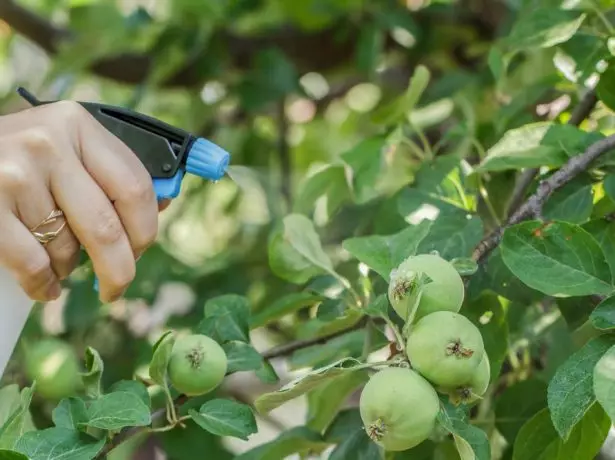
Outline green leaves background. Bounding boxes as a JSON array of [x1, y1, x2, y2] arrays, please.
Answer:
[[2, 0, 615, 459]]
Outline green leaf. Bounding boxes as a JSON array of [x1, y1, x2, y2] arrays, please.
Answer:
[[81, 347, 104, 399], [468, 247, 543, 305], [512, 404, 609, 460], [594, 344, 615, 422], [293, 164, 352, 218], [52, 398, 88, 430], [547, 335, 615, 440], [414, 213, 484, 260], [306, 370, 369, 432], [603, 174, 615, 201], [201, 294, 251, 343], [268, 220, 325, 284], [0, 386, 35, 450], [412, 152, 461, 193], [495, 379, 548, 445], [188, 399, 257, 441], [0, 450, 27, 460], [342, 220, 431, 281], [250, 292, 325, 328], [14, 427, 105, 460], [371, 65, 431, 125], [324, 407, 363, 442], [63, 274, 101, 331], [597, 62, 615, 113], [157, 418, 234, 459], [556, 33, 610, 83], [437, 400, 490, 460], [284, 213, 333, 271], [590, 295, 615, 330], [0, 386, 21, 429], [329, 429, 383, 460], [268, 213, 343, 285], [234, 426, 329, 460], [254, 358, 367, 414], [109, 380, 151, 409], [475, 123, 602, 173], [542, 175, 593, 224], [355, 22, 384, 76], [237, 48, 299, 111], [340, 136, 390, 205], [363, 294, 389, 318], [460, 291, 509, 381], [582, 218, 615, 283], [255, 360, 280, 385], [500, 221, 614, 297], [222, 341, 263, 374], [81, 391, 151, 431], [502, 8, 586, 55], [148, 331, 175, 387]]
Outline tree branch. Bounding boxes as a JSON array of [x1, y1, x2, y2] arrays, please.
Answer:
[[262, 316, 374, 359], [473, 133, 615, 263], [506, 89, 598, 216], [95, 316, 378, 457], [0, 0, 374, 88]]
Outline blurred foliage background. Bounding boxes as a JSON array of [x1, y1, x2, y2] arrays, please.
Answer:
[[2, 0, 615, 458]]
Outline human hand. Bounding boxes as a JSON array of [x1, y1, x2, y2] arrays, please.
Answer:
[[0, 101, 168, 303]]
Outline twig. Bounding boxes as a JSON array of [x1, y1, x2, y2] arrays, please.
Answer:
[[473, 133, 615, 263], [506, 89, 598, 216], [94, 316, 379, 457], [262, 316, 374, 359], [96, 394, 188, 458], [0, 0, 393, 88]]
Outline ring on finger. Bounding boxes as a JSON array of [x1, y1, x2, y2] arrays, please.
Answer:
[[29, 209, 67, 246]]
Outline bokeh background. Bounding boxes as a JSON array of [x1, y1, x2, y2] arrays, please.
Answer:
[[2, 0, 615, 459]]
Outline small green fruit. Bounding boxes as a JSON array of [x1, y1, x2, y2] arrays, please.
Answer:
[[442, 352, 491, 406], [24, 338, 81, 400], [388, 254, 464, 323], [360, 367, 439, 451], [167, 334, 227, 396], [406, 311, 484, 388]]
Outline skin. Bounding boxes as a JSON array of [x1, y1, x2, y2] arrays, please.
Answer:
[[0, 102, 171, 303]]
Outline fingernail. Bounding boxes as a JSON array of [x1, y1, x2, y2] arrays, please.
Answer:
[[105, 289, 126, 304], [47, 283, 61, 300]]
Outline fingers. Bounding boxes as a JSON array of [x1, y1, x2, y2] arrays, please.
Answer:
[[0, 210, 61, 302], [14, 170, 80, 281], [75, 116, 159, 259], [50, 159, 136, 303], [158, 199, 172, 212]]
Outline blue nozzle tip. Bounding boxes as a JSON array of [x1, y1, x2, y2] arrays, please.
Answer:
[[185, 137, 230, 181]]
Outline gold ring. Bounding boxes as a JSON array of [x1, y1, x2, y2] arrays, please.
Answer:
[[30, 209, 66, 246]]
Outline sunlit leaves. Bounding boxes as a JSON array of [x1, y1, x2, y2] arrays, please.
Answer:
[[501, 221, 614, 297]]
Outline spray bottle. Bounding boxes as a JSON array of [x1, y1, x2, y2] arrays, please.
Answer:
[[0, 87, 231, 377]]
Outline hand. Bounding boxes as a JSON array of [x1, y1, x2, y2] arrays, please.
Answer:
[[0, 101, 167, 303]]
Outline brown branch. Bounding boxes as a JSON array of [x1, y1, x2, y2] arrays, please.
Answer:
[[262, 316, 374, 359], [473, 133, 615, 263], [96, 316, 378, 457], [506, 89, 598, 216], [0, 0, 376, 88]]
